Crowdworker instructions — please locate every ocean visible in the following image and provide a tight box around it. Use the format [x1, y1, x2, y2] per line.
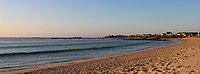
[0, 38, 179, 72]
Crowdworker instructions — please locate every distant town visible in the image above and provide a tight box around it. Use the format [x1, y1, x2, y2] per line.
[105, 32, 200, 40]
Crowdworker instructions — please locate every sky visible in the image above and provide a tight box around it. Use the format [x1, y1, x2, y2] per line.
[0, 0, 200, 37]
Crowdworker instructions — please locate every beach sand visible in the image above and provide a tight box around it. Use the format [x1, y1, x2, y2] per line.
[3, 38, 200, 74]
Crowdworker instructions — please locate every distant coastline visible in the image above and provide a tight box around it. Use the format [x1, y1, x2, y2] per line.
[1, 31, 199, 41]
[30, 31, 200, 41]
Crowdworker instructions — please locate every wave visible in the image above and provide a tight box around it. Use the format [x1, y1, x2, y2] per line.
[0, 42, 154, 56]
[0, 41, 125, 49]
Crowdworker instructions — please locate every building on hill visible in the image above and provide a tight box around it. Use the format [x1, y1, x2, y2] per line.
[160, 33, 166, 36]
[176, 32, 199, 37]
[176, 32, 185, 36]
[185, 32, 198, 36]
[160, 32, 174, 38]
[166, 32, 173, 35]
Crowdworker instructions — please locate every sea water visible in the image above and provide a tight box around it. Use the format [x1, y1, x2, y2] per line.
[0, 38, 179, 72]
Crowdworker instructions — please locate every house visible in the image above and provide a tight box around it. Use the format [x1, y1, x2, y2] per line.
[166, 32, 173, 35]
[176, 33, 181, 36]
[176, 32, 187, 37]
[185, 32, 198, 36]
[176, 32, 199, 37]
[198, 32, 200, 36]
[160, 33, 166, 36]
[146, 34, 152, 36]
[161, 32, 173, 37]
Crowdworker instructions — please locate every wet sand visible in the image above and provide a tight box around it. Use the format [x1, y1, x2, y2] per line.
[3, 38, 200, 74]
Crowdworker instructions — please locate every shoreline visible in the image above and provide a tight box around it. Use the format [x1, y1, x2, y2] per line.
[2, 38, 200, 74]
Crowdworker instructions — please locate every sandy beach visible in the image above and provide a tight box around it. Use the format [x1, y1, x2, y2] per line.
[3, 38, 200, 74]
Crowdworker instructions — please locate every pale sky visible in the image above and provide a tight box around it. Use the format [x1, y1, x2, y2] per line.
[0, 0, 200, 37]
